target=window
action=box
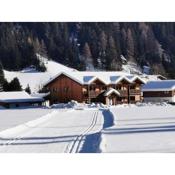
[130,96,135,101]
[130,85,135,90]
[63,87,69,92]
[164,91,169,94]
[52,88,58,92]
[111,85,116,89]
[102,86,106,90]
[82,88,87,95]
[82,88,87,92]
[116,86,121,90]
[90,86,95,91]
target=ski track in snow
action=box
[0,108,114,153]
[2,105,175,153]
[64,110,99,153]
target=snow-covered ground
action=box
[101,104,175,153]
[4,55,77,92]
[0,107,52,132]
[1,102,175,153]
[122,61,142,75]
[0,107,108,153]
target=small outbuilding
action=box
[0,91,44,108]
[142,80,175,103]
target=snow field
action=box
[101,104,175,152]
[0,107,52,131]
[4,54,76,92]
[0,108,104,153]
[0,110,57,138]
[2,103,173,153]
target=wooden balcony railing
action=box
[129,89,141,95]
[118,90,128,97]
[89,91,102,98]
[85,89,141,99]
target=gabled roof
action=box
[127,75,146,84]
[104,88,120,96]
[0,91,44,103]
[43,71,145,86]
[43,71,83,86]
[115,76,131,84]
[31,92,50,98]
[85,76,107,85]
[142,80,175,92]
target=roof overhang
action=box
[104,88,120,97]
[142,88,174,92]
[43,71,83,86]
[0,98,44,103]
[86,76,107,85]
[142,83,175,92]
[130,76,146,84]
[115,76,131,84]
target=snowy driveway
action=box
[0,108,106,153]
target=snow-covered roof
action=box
[142,80,175,92]
[44,71,145,86]
[141,74,167,83]
[0,91,44,103]
[104,88,120,96]
[31,92,50,98]
[127,75,146,84]
[4,55,78,93]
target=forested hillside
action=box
[0,22,175,77]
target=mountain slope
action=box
[4,55,77,92]
[1,22,175,77]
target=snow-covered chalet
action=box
[142,80,175,103]
[44,71,145,105]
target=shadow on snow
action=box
[0,134,77,146]
[80,109,114,153]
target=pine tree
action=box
[83,42,92,58]
[0,62,5,91]
[3,79,9,91]
[25,84,31,94]
[99,31,107,68]
[126,28,135,61]
[106,36,121,70]
[40,39,48,58]
[82,42,94,70]
[8,77,22,91]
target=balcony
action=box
[129,89,141,95]
[86,89,141,99]
[89,90,102,98]
[118,90,128,97]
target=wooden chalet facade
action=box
[142,80,175,103]
[44,72,145,105]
